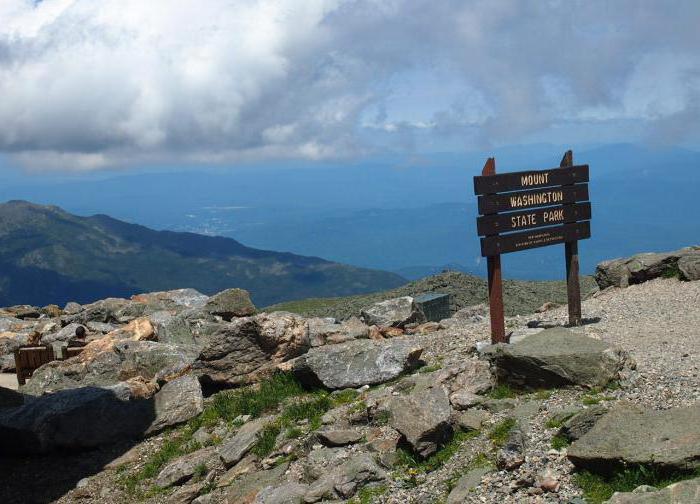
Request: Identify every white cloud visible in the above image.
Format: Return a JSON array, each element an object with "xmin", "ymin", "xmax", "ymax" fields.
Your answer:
[{"xmin": 0, "ymin": 0, "xmax": 698, "ymax": 169}]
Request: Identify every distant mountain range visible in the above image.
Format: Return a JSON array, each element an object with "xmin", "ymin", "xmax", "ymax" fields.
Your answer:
[{"xmin": 0, "ymin": 201, "xmax": 405, "ymax": 307}]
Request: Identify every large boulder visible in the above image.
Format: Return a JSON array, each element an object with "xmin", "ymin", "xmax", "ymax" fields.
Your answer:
[
  {"xmin": 195, "ymin": 312, "xmax": 309, "ymax": 387},
  {"xmin": 40, "ymin": 323, "xmax": 86, "ymax": 345},
  {"xmin": 595, "ymin": 246, "xmax": 700, "ymax": 288},
  {"xmin": 293, "ymin": 338, "xmax": 423, "ymax": 390},
  {"xmin": 360, "ymin": 296, "xmax": 425, "ymax": 328},
  {"xmin": 150, "ymin": 310, "xmax": 224, "ymax": 347},
  {"xmin": 23, "ymin": 320, "xmax": 198, "ymax": 395},
  {"xmin": 0, "ymin": 331, "xmax": 30, "ymax": 371},
  {"xmin": 0, "ymin": 383, "xmax": 154, "ymax": 453},
  {"xmin": 387, "ymin": 374, "xmax": 453, "ymax": 458},
  {"xmin": 202, "ymin": 288, "xmax": 256, "ymax": 321},
  {"xmin": 568, "ymin": 403, "xmax": 700, "ymax": 472},
  {"xmin": 482, "ymin": 327, "xmax": 630, "ymax": 388},
  {"xmin": 131, "ymin": 288, "xmax": 209, "ymax": 311},
  {"xmin": 307, "ymin": 317, "xmax": 368, "ymax": 347},
  {"xmin": 603, "ymin": 477, "xmax": 700, "ymax": 503}
]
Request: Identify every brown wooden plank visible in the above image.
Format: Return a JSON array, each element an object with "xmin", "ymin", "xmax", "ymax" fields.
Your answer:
[
  {"xmin": 480, "ymin": 221, "xmax": 590, "ymax": 257},
  {"xmin": 561, "ymin": 150, "xmax": 583, "ymax": 326},
  {"xmin": 473, "ymin": 164, "xmax": 588, "ymax": 195},
  {"xmin": 476, "ymin": 202, "xmax": 591, "ymax": 236},
  {"xmin": 478, "ymin": 183, "xmax": 588, "ymax": 214}
]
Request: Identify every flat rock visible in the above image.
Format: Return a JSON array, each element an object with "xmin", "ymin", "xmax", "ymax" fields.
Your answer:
[
  {"xmin": 483, "ymin": 327, "xmax": 630, "ymax": 388},
  {"xmin": 447, "ymin": 467, "xmax": 492, "ymax": 503},
  {"xmin": 156, "ymin": 447, "xmax": 217, "ymax": 487},
  {"xmin": 568, "ymin": 403, "xmax": 700, "ymax": 472},
  {"xmin": 316, "ymin": 429, "xmax": 363, "ymax": 447},
  {"xmin": 254, "ymin": 482, "xmax": 308, "ymax": 504},
  {"xmin": 558, "ymin": 405, "xmax": 607, "ymax": 442},
  {"xmin": 604, "ymin": 477, "xmax": 700, "ymax": 503},
  {"xmin": 223, "ymin": 463, "xmax": 289, "ymax": 503},
  {"xmin": 218, "ymin": 418, "xmax": 268, "ymax": 467},
  {"xmin": 360, "ymin": 296, "xmax": 425, "ymax": 328},
  {"xmin": 678, "ymin": 253, "xmax": 700, "ymax": 281},
  {"xmin": 293, "ymin": 338, "xmax": 422, "ymax": 389}
]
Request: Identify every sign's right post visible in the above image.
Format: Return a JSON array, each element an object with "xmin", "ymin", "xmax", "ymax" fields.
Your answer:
[{"xmin": 561, "ymin": 150, "xmax": 583, "ymax": 326}]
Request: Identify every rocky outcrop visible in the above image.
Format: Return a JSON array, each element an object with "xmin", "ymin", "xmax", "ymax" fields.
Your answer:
[
  {"xmin": 595, "ymin": 246, "xmax": 700, "ymax": 288},
  {"xmin": 603, "ymin": 477, "xmax": 700, "ymax": 503},
  {"xmin": 568, "ymin": 403, "xmax": 700, "ymax": 472},
  {"xmin": 293, "ymin": 338, "xmax": 423, "ymax": 389},
  {"xmin": 360, "ymin": 296, "xmax": 425, "ymax": 328},
  {"xmin": 483, "ymin": 327, "xmax": 630, "ymax": 388},
  {"xmin": 195, "ymin": 313, "xmax": 310, "ymax": 387}
]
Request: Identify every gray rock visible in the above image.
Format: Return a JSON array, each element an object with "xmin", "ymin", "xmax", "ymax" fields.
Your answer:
[
  {"xmin": 387, "ymin": 375, "xmax": 452, "ymax": 458},
  {"xmin": 496, "ymin": 423, "xmax": 526, "ymax": 470},
  {"xmin": 0, "ymin": 385, "xmax": 24, "ymax": 408},
  {"xmin": 41, "ymin": 323, "xmax": 86, "ymax": 345},
  {"xmin": 218, "ymin": 418, "xmax": 267, "ymax": 467},
  {"xmin": 678, "ymin": 253, "xmax": 700, "ymax": 281},
  {"xmin": 449, "ymin": 390, "xmax": 481, "ymax": 410},
  {"xmin": 255, "ymin": 482, "xmax": 309, "ymax": 504},
  {"xmin": 0, "ymin": 332, "xmax": 29, "ymax": 372},
  {"xmin": 203, "ymin": 288, "xmax": 256, "ymax": 320},
  {"xmin": 132, "ymin": 289, "xmax": 209, "ymax": 311},
  {"xmin": 167, "ymin": 482, "xmax": 206, "ymax": 504},
  {"xmin": 360, "ymin": 296, "xmax": 425, "ymax": 328},
  {"xmin": 147, "ymin": 375, "xmax": 204, "ymax": 435},
  {"xmin": 223, "ymin": 463, "xmax": 290, "ymax": 503},
  {"xmin": 293, "ymin": 338, "xmax": 422, "ymax": 390},
  {"xmin": 156, "ymin": 447, "xmax": 217, "ymax": 487},
  {"xmin": 603, "ymin": 477, "xmax": 700, "ymax": 503},
  {"xmin": 558, "ymin": 405, "xmax": 607, "ymax": 442},
  {"xmin": 64, "ymin": 298, "xmax": 131, "ymax": 324},
  {"xmin": 195, "ymin": 313, "xmax": 309, "ymax": 387},
  {"xmin": 483, "ymin": 327, "xmax": 630, "ymax": 388},
  {"xmin": 447, "ymin": 467, "xmax": 492, "ymax": 503},
  {"xmin": 23, "ymin": 339, "xmax": 199, "ymax": 395},
  {"xmin": 481, "ymin": 398, "xmax": 517, "ymax": 412},
  {"xmin": 453, "ymin": 410, "xmax": 489, "ymax": 432},
  {"xmin": 304, "ymin": 447, "xmax": 348, "ymax": 480},
  {"xmin": 316, "ymin": 429, "xmax": 363, "ymax": 447},
  {"xmin": 63, "ymin": 302, "xmax": 82, "ymax": 315},
  {"xmin": 0, "ymin": 383, "xmax": 154, "ymax": 453},
  {"xmin": 304, "ymin": 453, "xmax": 387, "ymax": 502},
  {"xmin": 595, "ymin": 247, "xmax": 700, "ymax": 288},
  {"xmin": 86, "ymin": 321, "xmax": 118, "ymax": 333},
  {"xmin": 568, "ymin": 403, "xmax": 700, "ymax": 472}
]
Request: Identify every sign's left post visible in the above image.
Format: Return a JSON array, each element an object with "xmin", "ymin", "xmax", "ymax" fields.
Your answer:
[{"xmin": 480, "ymin": 158, "xmax": 507, "ymax": 343}]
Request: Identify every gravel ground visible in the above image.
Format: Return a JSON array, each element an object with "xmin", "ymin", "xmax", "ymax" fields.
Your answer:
[
  {"xmin": 11, "ymin": 277, "xmax": 699, "ymax": 504},
  {"xmin": 376, "ymin": 277, "xmax": 700, "ymax": 503}
]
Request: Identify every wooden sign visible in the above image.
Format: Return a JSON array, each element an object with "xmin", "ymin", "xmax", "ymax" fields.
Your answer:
[{"xmin": 473, "ymin": 151, "xmax": 591, "ymax": 343}]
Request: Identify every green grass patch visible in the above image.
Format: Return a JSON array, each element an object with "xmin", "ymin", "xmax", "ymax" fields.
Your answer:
[
  {"xmin": 545, "ymin": 412, "xmax": 576, "ymax": 429},
  {"xmin": 488, "ymin": 418, "xmax": 516, "ymax": 447},
  {"xmin": 372, "ymin": 410, "xmax": 391, "ymax": 426},
  {"xmin": 418, "ymin": 363, "xmax": 443, "ymax": 374},
  {"xmin": 331, "ymin": 389, "xmax": 360, "ymax": 406},
  {"xmin": 445, "ymin": 452, "xmax": 494, "ymax": 491},
  {"xmin": 488, "ymin": 383, "xmax": 517, "ymax": 399},
  {"xmin": 251, "ymin": 422, "xmax": 281, "ymax": 458},
  {"xmin": 661, "ymin": 263, "xmax": 682, "ymax": 279},
  {"xmin": 397, "ymin": 430, "xmax": 480, "ymax": 474},
  {"xmin": 286, "ymin": 426, "xmax": 303, "ymax": 439},
  {"xmin": 532, "ymin": 389, "xmax": 552, "ymax": 400},
  {"xmin": 574, "ymin": 466, "xmax": 700, "ymax": 504},
  {"xmin": 348, "ymin": 484, "xmax": 388, "ymax": 504},
  {"xmin": 550, "ymin": 434, "xmax": 570, "ymax": 450}
]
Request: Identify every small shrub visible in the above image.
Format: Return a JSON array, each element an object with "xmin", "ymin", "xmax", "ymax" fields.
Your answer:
[
  {"xmin": 192, "ymin": 462, "xmax": 208, "ymax": 480},
  {"xmin": 488, "ymin": 383, "xmax": 517, "ymax": 399},
  {"xmin": 551, "ymin": 434, "xmax": 570, "ymax": 450},
  {"xmin": 372, "ymin": 410, "xmax": 391, "ymax": 426},
  {"xmin": 349, "ymin": 484, "xmax": 388, "ymax": 504},
  {"xmin": 286, "ymin": 426, "xmax": 303, "ymax": 439},
  {"xmin": 331, "ymin": 389, "xmax": 359, "ymax": 406},
  {"xmin": 545, "ymin": 412, "xmax": 575, "ymax": 429},
  {"xmin": 488, "ymin": 418, "xmax": 516, "ymax": 447}
]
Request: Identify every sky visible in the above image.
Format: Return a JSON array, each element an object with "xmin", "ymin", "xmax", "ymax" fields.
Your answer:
[{"xmin": 0, "ymin": 0, "xmax": 699, "ymax": 171}]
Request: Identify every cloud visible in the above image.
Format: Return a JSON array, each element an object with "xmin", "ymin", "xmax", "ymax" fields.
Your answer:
[{"xmin": 0, "ymin": 0, "xmax": 698, "ymax": 169}]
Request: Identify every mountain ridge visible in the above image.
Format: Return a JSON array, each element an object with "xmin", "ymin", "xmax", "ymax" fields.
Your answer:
[{"xmin": 0, "ymin": 200, "xmax": 405, "ymax": 307}]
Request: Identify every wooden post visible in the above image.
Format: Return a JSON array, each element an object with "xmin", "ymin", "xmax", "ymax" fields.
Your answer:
[
  {"xmin": 561, "ymin": 150, "xmax": 582, "ymax": 326},
  {"xmin": 482, "ymin": 157, "xmax": 507, "ymax": 343}
]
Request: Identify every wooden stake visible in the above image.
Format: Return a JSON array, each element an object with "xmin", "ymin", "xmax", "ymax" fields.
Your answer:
[
  {"xmin": 482, "ymin": 157, "xmax": 506, "ymax": 343},
  {"xmin": 561, "ymin": 150, "xmax": 582, "ymax": 326}
]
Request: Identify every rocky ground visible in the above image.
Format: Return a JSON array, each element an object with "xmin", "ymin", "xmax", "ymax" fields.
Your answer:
[{"xmin": 0, "ymin": 246, "xmax": 698, "ymax": 504}]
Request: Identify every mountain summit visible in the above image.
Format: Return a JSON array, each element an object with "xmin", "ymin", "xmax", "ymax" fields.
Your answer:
[{"xmin": 0, "ymin": 200, "xmax": 404, "ymax": 307}]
